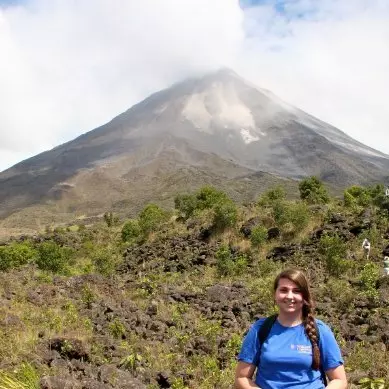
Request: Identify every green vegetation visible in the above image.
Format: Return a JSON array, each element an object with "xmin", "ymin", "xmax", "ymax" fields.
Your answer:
[
  {"xmin": 0, "ymin": 180, "xmax": 389, "ymax": 388},
  {"xmin": 298, "ymin": 176, "xmax": 330, "ymax": 204}
]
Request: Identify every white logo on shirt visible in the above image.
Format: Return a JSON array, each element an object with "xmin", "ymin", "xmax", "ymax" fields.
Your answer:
[{"xmin": 296, "ymin": 345, "xmax": 312, "ymax": 354}]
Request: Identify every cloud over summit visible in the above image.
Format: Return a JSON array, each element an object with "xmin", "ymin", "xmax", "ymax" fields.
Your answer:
[{"xmin": 0, "ymin": 0, "xmax": 388, "ymax": 172}]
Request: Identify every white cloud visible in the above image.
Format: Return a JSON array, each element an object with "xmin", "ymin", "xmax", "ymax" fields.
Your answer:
[
  {"xmin": 0, "ymin": 0, "xmax": 244, "ymax": 171},
  {"xmin": 0, "ymin": 0, "xmax": 389, "ymax": 172},
  {"xmin": 235, "ymin": 0, "xmax": 389, "ymax": 153}
]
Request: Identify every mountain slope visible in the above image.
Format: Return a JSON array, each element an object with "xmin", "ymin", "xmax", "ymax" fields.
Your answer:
[{"xmin": 1, "ymin": 68, "xmax": 388, "ymax": 229}]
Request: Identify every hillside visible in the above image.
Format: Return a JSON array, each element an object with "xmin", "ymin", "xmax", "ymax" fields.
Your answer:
[
  {"xmin": 1, "ymin": 69, "xmax": 389, "ymax": 231},
  {"xmin": 0, "ymin": 180, "xmax": 389, "ymax": 388}
]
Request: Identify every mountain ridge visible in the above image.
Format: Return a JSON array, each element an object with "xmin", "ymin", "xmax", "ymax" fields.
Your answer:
[{"xmin": 1, "ymin": 68, "xmax": 388, "ymax": 230}]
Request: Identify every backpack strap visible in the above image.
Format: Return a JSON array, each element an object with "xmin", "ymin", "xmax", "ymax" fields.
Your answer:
[
  {"xmin": 257, "ymin": 315, "xmax": 328, "ymax": 387},
  {"xmin": 256, "ymin": 314, "xmax": 278, "ymax": 363}
]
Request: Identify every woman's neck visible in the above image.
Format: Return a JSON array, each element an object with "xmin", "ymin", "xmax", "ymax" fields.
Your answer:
[{"xmin": 277, "ymin": 312, "xmax": 303, "ymax": 327}]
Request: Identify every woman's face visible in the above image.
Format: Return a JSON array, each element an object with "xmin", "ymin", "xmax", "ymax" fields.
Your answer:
[{"xmin": 274, "ymin": 277, "xmax": 305, "ymax": 316}]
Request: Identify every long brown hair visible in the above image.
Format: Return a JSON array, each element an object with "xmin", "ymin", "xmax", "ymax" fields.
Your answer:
[{"xmin": 274, "ymin": 269, "xmax": 320, "ymax": 370}]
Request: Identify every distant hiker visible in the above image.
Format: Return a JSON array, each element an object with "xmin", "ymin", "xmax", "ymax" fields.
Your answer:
[
  {"xmin": 384, "ymin": 256, "xmax": 389, "ymax": 276},
  {"xmin": 362, "ymin": 238, "xmax": 371, "ymax": 260},
  {"xmin": 385, "ymin": 187, "xmax": 389, "ymax": 197},
  {"xmin": 235, "ymin": 269, "xmax": 347, "ymax": 389}
]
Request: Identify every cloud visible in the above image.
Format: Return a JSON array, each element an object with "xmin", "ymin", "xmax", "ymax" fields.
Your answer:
[
  {"xmin": 0, "ymin": 0, "xmax": 388, "ymax": 172},
  {"xmin": 0, "ymin": 0, "xmax": 244, "ymax": 171},
  {"xmin": 235, "ymin": 0, "xmax": 389, "ymax": 153}
]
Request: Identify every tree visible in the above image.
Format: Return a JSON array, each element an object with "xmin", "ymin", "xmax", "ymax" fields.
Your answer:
[{"xmin": 298, "ymin": 176, "xmax": 329, "ymax": 204}]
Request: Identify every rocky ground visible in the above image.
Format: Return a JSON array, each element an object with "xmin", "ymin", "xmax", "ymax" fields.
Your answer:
[{"xmin": 1, "ymin": 207, "xmax": 389, "ymax": 388}]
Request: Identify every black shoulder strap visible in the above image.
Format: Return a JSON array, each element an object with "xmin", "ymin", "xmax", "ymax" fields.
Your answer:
[
  {"xmin": 257, "ymin": 314, "xmax": 278, "ymax": 352},
  {"xmin": 257, "ymin": 315, "xmax": 328, "ymax": 387}
]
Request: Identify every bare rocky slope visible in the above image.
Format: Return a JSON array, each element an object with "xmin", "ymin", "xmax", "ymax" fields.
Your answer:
[{"xmin": 1, "ymin": 69, "xmax": 389, "ymax": 231}]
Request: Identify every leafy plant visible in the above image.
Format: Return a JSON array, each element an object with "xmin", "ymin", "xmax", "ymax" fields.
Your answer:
[
  {"xmin": 298, "ymin": 176, "xmax": 329, "ymax": 204},
  {"xmin": 121, "ymin": 219, "xmax": 142, "ymax": 242},
  {"xmin": 358, "ymin": 377, "xmax": 385, "ymax": 389},
  {"xmin": 212, "ymin": 200, "xmax": 238, "ymax": 230},
  {"xmin": 35, "ymin": 241, "xmax": 72, "ymax": 273},
  {"xmin": 360, "ymin": 262, "xmax": 380, "ymax": 299},
  {"xmin": 257, "ymin": 186, "xmax": 286, "ymax": 206},
  {"xmin": 138, "ymin": 204, "xmax": 167, "ymax": 234},
  {"xmin": 174, "ymin": 193, "xmax": 197, "ymax": 220},
  {"xmin": 109, "ymin": 318, "xmax": 126, "ymax": 339},
  {"xmin": 103, "ymin": 211, "xmax": 119, "ymax": 227},
  {"xmin": 216, "ymin": 245, "xmax": 247, "ymax": 276},
  {"xmin": 0, "ymin": 242, "xmax": 37, "ymax": 271},
  {"xmin": 250, "ymin": 225, "xmax": 268, "ymax": 247},
  {"xmin": 0, "ymin": 363, "xmax": 39, "ymax": 389},
  {"xmin": 318, "ymin": 234, "xmax": 349, "ymax": 277}
]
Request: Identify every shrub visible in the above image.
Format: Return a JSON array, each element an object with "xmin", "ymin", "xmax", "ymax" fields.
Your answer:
[
  {"xmin": 344, "ymin": 186, "xmax": 371, "ymax": 208},
  {"xmin": 298, "ymin": 176, "xmax": 329, "ymax": 204},
  {"xmin": 35, "ymin": 241, "xmax": 72, "ymax": 273},
  {"xmin": 103, "ymin": 211, "xmax": 119, "ymax": 227},
  {"xmin": 109, "ymin": 318, "xmax": 126, "ymax": 339},
  {"xmin": 288, "ymin": 202, "xmax": 310, "ymax": 232},
  {"xmin": 360, "ymin": 262, "xmax": 380, "ymax": 299},
  {"xmin": 91, "ymin": 246, "xmax": 118, "ymax": 276},
  {"xmin": 195, "ymin": 186, "xmax": 229, "ymax": 210},
  {"xmin": 174, "ymin": 193, "xmax": 197, "ymax": 220},
  {"xmin": 0, "ymin": 362, "xmax": 40, "ymax": 389},
  {"xmin": 257, "ymin": 186, "xmax": 286, "ymax": 206},
  {"xmin": 121, "ymin": 219, "xmax": 142, "ymax": 242},
  {"xmin": 212, "ymin": 200, "xmax": 238, "ymax": 230},
  {"xmin": 138, "ymin": 204, "xmax": 167, "ymax": 234},
  {"xmin": 318, "ymin": 234, "xmax": 349, "ymax": 277},
  {"xmin": 272, "ymin": 201, "xmax": 289, "ymax": 227},
  {"xmin": 250, "ymin": 225, "xmax": 268, "ymax": 247},
  {"xmin": 271, "ymin": 201, "xmax": 310, "ymax": 234},
  {"xmin": 216, "ymin": 245, "xmax": 247, "ymax": 276},
  {"xmin": 0, "ymin": 242, "xmax": 37, "ymax": 271}
]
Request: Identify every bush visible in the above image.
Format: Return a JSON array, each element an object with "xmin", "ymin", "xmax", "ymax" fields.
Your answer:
[
  {"xmin": 318, "ymin": 234, "xmax": 349, "ymax": 277},
  {"xmin": 103, "ymin": 211, "xmax": 119, "ymax": 227},
  {"xmin": 0, "ymin": 242, "xmax": 37, "ymax": 271},
  {"xmin": 91, "ymin": 246, "xmax": 118, "ymax": 276},
  {"xmin": 288, "ymin": 202, "xmax": 310, "ymax": 232},
  {"xmin": 195, "ymin": 186, "xmax": 229, "ymax": 210},
  {"xmin": 360, "ymin": 262, "xmax": 380, "ymax": 299},
  {"xmin": 298, "ymin": 176, "xmax": 329, "ymax": 204},
  {"xmin": 121, "ymin": 219, "xmax": 142, "ymax": 242},
  {"xmin": 272, "ymin": 201, "xmax": 289, "ymax": 227},
  {"xmin": 344, "ymin": 186, "xmax": 371, "ymax": 208},
  {"xmin": 250, "ymin": 225, "xmax": 268, "ymax": 247},
  {"xmin": 216, "ymin": 245, "xmax": 247, "ymax": 276},
  {"xmin": 138, "ymin": 204, "xmax": 167, "ymax": 234},
  {"xmin": 174, "ymin": 193, "xmax": 197, "ymax": 220},
  {"xmin": 271, "ymin": 201, "xmax": 310, "ymax": 233},
  {"xmin": 35, "ymin": 241, "xmax": 72, "ymax": 273},
  {"xmin": 257, "ymin": 186, "xmax": 286, "ymax": 206},
  {"xmin": 212, "ymin": 200, "xmax": 238, "ymax": 230}
]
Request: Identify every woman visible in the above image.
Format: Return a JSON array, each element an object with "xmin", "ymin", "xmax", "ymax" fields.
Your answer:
[{"xmin": 235, "ymin": 269, "xmax": 347, "ymax": 389}]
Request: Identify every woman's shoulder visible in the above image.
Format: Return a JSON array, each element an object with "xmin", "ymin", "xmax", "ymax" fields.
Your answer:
[
  {"xmin": 315, "ymin": 318, "xmax": 336, "ymax": 336},
  {"xmin": 250, "ymin": 317, "xmax": 267, "ymax": 329}
]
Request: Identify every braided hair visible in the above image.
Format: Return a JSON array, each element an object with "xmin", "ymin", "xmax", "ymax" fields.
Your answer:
[{"xmin": 274, "ymin": 269, "xmax": 321, "ymax": 370}]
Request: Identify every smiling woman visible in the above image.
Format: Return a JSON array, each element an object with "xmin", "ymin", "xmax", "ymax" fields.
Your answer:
[{"xmin": 234, "ymin": 269, "xmax": 347, "ymax": 389}]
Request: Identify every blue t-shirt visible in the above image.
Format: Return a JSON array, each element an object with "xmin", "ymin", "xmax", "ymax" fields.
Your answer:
[{"xmin": 238, "ymin": 318, "xmax": 344, "ymax": 389}]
